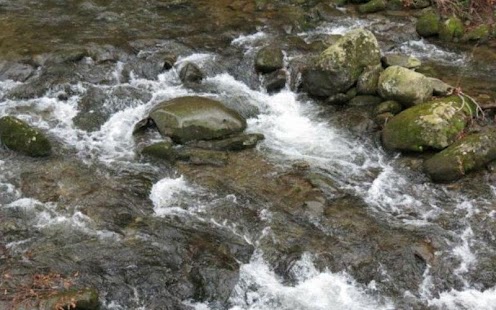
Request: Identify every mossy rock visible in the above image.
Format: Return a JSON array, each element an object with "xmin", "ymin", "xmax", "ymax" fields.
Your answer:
[
  {"xmin": 424, "ymin": 128, "xmax": 496, "ymax": 182},
  {"xmin": 439, "ymin": 16, "xmax": 464, "ymax": 41},
  {"xmin": 0, "ymin": 116, "xmax": 52, "ymax": 157},
  {"xmin": 148, "ymin": 96, "xmax": 247, "ymax": 143},
  {"xmin": 462, "ymin": 24, "xmax": 491, "ymax": 42},
  {"xmin": 303, "ymin": 28, "xmax": 381, "ymax": 97},
  {"xmin": 255, "ymin": 46, "xmax": 284, "ymax": 74},
  {"xmin": 416, "ymin": 10, "xmax": 440, "ymax": 37},
  {"xmin": 374, "ymin": 100, "xmax": 402, "ymax": 115},
  {"xmin": 382, "ymin": 96, "xmax": 475, "ymax": 152},
  {"xmin": 358, "ymin": 0, "xmax": 387, "ymax": 14},
  {"xmin": 378, "ymin": 66, "xmax": 433, "ymax": 107}
]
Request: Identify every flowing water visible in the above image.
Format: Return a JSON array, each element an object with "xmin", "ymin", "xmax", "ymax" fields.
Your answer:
[{"xmin": 0, "ymin": 1, "xmax": 496, "ymax": 309}]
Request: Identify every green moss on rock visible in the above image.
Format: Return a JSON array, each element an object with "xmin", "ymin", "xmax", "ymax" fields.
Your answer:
[
  {"xmin": 255, "ymin": 46, "xmax": 284, "ymax": 74},
  {"xmin": 462, "ymin": 24, "xmax": 491, "ymax": 42},
  {"xmin": 358, "ymin": 0, "xmax": 387, "ymax": 14},
  {"xmin": 416, "ymin": 10, "xmax": 440, "ymax": 37},
  {"xmin": 424, "ymin": 128, "xmax": 496, "ymax": 182},
  {"xmin": 0, "ymin": 116, "xmax": 51, "ymax": 157},
  {"xmin": 381, "ymin": 96, "xmax": 475, "ymax": 152},
  {"xmin": 439, "ymin": 16, "xmax": 464, "ymax": 41}
]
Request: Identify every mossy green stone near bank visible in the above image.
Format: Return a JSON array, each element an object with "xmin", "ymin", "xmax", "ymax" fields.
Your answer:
[{"xmin": 0, "ymin": 116, "xmax": 52, "ymax": 157}]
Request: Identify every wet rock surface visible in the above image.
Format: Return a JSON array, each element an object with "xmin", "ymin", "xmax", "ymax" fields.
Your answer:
[{"xmin": 0, "ymin": 1, "xmax": 495, "ymax": 309}]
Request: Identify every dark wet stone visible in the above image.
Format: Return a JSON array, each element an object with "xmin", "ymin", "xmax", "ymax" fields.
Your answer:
[
  {"xmin": 0, "ymin": 116, "xmax": 51, "ymax": 157},
  {"xmin": 186, "ymin": 133, "xmax": 265, "ymax": 152},
  {"xmin": 326, "ymin": 88, "xmax": 357, "ymax": 105},
  {"xmin": 374, "ymin": 100, "xmax": 403, "ymax": 115},
  {"xmin": 264, "ymin": 69, "xmax": 287, "ymax": 92},
  {"xmin": 348, "ymin": 95, "xmax": 383, "ymax": 107},
  {"xmin": 142, "ymin": 140, "xmax": 177, "ymax": 161},
  {"xmin": 177, "ymin": 147, "xmax": 229, "ymax": 166},
  {"xmin": 0, "ymin": 61, "xmax": 35, "ymax": 82},
  {"xmin": 179, "ymin": 61, "xmax": 204, "ymax": 84}
]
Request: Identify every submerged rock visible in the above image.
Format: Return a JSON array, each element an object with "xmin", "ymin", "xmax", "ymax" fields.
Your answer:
[
  {"xmin": 186, "ymin": 133, "xmax": 265, "ymax": 151},
  {"xmin": 264, "ymin": 69, "xmax": 287, "ymax": 92},
  {"xmin": 148, "ymin": 96, "xmax": 247, "ymax": 143},
  {"xmin": 382, "ymin": 96, "xmax": 475, "ymax": 152},
  {"xmin": 177, "ymin": 147, "xmax": 229, "ymax": 166},
  {"xmin": 424, "ymin": 129, "xmax": 496, "ymax": 182},
  {"xmin": 378, "ymin": 66, "xmax": 433, "ymax": 107},
  {"xmin": 255, "ymin": 46, "xmax": 284, "ymax": 74},
  {"xmin": 302, "ymin": 28, "xmax": 381, "ymax": 97},
  {"xmin": 0, "ymin": 116, "xmax": 52, "ymax": 157},
  {"xmin": 142, "ymin": 140, "xmax": 176, "ymax": 161}
]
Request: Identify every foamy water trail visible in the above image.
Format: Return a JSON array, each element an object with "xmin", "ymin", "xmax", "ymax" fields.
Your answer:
[{"xmin": 188, "ymin": 252, "xmax": 394, "ymax": 310}]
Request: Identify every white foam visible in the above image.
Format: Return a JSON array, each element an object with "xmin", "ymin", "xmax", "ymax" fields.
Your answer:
[
  {"xmin": 393, "ymin": 39, "xmax": 466, "ymax": 65},
  {"xmin": 150, "ymin": 176, "xmax": 196, "ymax": 216},
  {"xmin": 232, "ymin": 31, "xmax": 268, "ymax": 46},
  {"xmin": 428, "ymin": 286, "xmax": 496, "ymax": 310},
  {"xmin": 214, "ymin": 252, "xmax": 393, "ymax": 310}
]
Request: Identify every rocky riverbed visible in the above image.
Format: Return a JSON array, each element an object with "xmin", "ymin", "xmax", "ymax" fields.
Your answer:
[{"xmin": 0, "ymin": 0, "xmax": 496, "ymax": 309}]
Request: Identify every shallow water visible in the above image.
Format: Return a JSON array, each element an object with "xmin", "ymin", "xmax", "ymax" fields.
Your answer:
[{"xmin": 0, "ymin": 1, "xmax": 496, "ymax": 309}]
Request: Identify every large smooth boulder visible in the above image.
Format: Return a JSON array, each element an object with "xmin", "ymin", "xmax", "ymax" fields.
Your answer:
[
  {"xmin": 378, "ymin": 66, "xmax": 433, "ymax": 107},
  {"xmin": 149, "ymin": 96, "xmax": 247, "ymax": 143},
  {"xmin": 0, "ymin": 116, "xmax": 52, "ymax": 157},
  {"xmin": 302, "ymin": 28, "xmax": 381, "ymax": 97},
  {"xmin": 382, "ymin": 96, "xmax": 475, "ymax": 152},
  {"xmin": 424, "ymin": 129, "xmax": 496, "ymax": 182},
  {"xmin": 255, "ymin": 46, "xmax": 284, "ymax": 74}
]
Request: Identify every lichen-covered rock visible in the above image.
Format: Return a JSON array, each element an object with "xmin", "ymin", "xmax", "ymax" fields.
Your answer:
[
  {"xmin": 358, "ymin": 0, "xmax": 387, "ymax": 14},
  {"xmin": 424, "ymin": 129, "xmax": 496, "ymax": 182},
  {"xmin": 255, "ymin": 46, "xmax": 284, "ymax": 74},
  {"xmin": 416, "ymin": 10, "xmax": 440, "ymax": 37},
  {"xmin": 439, "ymin": 16, "xmax": 464, "ymax": 41},
  {"xmin": 302, "ymin": 28, "xmax": 381, "ymax": 97},
  {"xmin": 382, "ymin": 96, "xmax": 475, "ymax": 152},
  {"xmin": 0, "ymin": 116, "xmax": 51, "ymax": 157},
  {"xmin": 378, "ymin": 66, "xmax": 433, "ymax": 107},
  {"xmin": 149, "ymin": 96, "xmax": 247, "ymax": 143},
  {"xmin": 381, "ymin": 54, "xmax": 421, "ymax": 69},
  {"xmin": 357, "ymin": 64, "xmax": 382, "ymax": 95}
]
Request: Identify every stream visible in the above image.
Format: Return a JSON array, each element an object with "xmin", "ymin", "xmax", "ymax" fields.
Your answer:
[{"xmin": 0, "ymin": 1, "xmax": 496, "ymax": 309}]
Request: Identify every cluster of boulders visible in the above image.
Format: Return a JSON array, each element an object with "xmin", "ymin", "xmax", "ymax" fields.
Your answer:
[
  {"xmin": 351, "ymin": 0, "xmax": 493, "ymax": 42},
  {"xmin": 135, "ymin": 96, "xmax": 264, "ymax": 166},
  {"xmin": 299, "ymin": 28, "xmax": 496, "ymax": 182}
]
